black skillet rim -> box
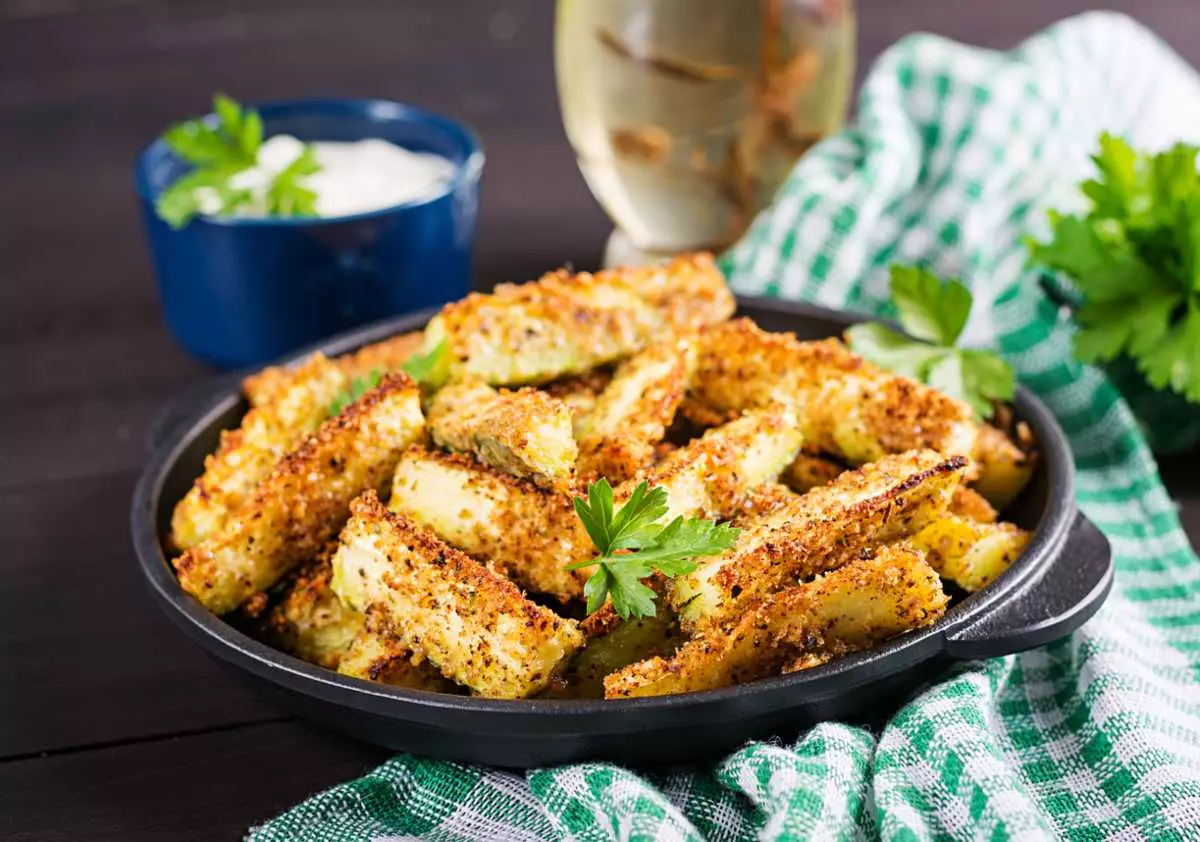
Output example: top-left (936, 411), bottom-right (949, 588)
top-left (130, 296), bottom-right (1077, 734)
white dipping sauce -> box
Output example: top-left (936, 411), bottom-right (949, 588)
top-left (210, 134), bottom-right (457, 219)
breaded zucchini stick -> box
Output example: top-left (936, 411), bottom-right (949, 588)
top-left (266, 554), bottom-right (363, 669)
top-left (390, 448), bottom-right (592, 601)
top-left (390, 409), bottom-right (802, 602)
top-left (949, 486), bottom-right (998, 523)
top-left (171, 353), bottom-right (347, 551)
top-left (331, 492), bottom-right (584, 699)
top-left (337, 616), bottom-right (460, 692)
top-left (671, 449), bottom-right (967, 631)
top-left (576, 335), bottom-right (697, 483)
top-left (418, 252), bottom-right (734, 386)
top-left (174, 373), bottom-right (425, 615)
top-left (783, 450), bottom-right (848, 493)
top-left (692, 319), bottom-right (979, 464)
top-left (337, 331), bottom-right (424, 380)
top-left (781, 451), bottom-right (1000, 524)
top-left (553, 610), bottom-right (684, 699)
top-left (241, 333), bottom-right (423, 408)
top-left (541, 370), bottom-right (613, 435)
top-left (636, 407), bottom-right (804, 521)
top-left (605, 543), bottom-right (948, 698)
top-left (972, 424), bottom-right (1036, 510)
top-left (909, 516), bottom-right (1030, 592)
top-left (427, 382), bottom-right (577, 490)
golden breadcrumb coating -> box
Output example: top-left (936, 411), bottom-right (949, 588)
top-left (266, 552), bottom-right (363, 669)
top-left (949, 486), bottom-right (999, 524)
top-left (633, 408), bottom-right (804, 521)
top-left (692, 319), bottom-right (979, 465)
top-left (173, 373), bottom-right (425, 615)
top-left (972, 423), bottom-right (1036, 509)
top-left (909, 516), bottom-right (1030, 592)
top-left (418, 252), bottom-right (734, 386)
top-left (605, 543), bottom-right (948, 698)
top-left (577, 335), bottom-right (697, 484)
top-left (336, 612), bottom-right (461, 692)
top-left (337, 331), bottom-right (425, 380)
top-left (427, 382), bottom-right (577, 490)
top-left (782, 450), bottom-right (848, 493)
top-left (541, 369), bottom-right (615, 436)
top-left (171, 353), bottom-right (347, 551)
top-left (389, 448), bottom-right (593, 602)
top-left (331, 492), bottom-right (583, 699)
top-left (241, 333), bottom-right (423, 409)
top-left (671, 449), bottom-right (967, 631)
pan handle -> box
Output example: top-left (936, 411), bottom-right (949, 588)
top-left (944, 511), bottom-right (1114, 660)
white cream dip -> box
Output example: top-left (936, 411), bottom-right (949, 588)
top-left (197, 134), bottom-right (457, 219)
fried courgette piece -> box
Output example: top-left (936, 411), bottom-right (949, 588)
top-left (783, 450), bottom-right (847, 493)
top-left (541, 370), bottom-right (614, 435)
top-left (337, 616), bottom-right (460, 692)
top-left (670, 450), bottom-right (967, 631)
top-left (427, 382), bottom-right (577, 490)
top-left (972, 424), bottom-right (1036, 509)
top-left (390, 409), bottom-right (801, 603)
top-left (174, 373), bottom-right (425, 615)
top-left (577, 335), bottom-right (697, 484)
top-left (692, 319), bottom-right (979, 465)
top-left (171, 353), bottom-right (347, 551)
top-left (331, 492), bottom-right (584, 699)
top-left (782, 453), bottom-right (1000, 524)
top-left (605, 544), bottom-right (948, 698)
top-left (418, 252), bottom-right (734, 386)
top-left (909, 516), bottom-right (1030, 592)
top-left (636, 408), bottom-right (804, 521)
top-left (949, 486), bottom-right (998, 523)
top-left (389, 448), bottom-right (592, 602)
top-left (337, 331), bottom-right (424, 380)
top-left (266, 554), bottom-right (363, 669)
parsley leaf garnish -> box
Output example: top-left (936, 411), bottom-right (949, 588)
top-left (1027, 133), bottom-right (1200, 402)
top-left (326, 341), bottom-right (450, 417)
top-left (401, 340), bottom-right (449, 385)
top-left (564, 479), bottom-right (740, 619)
top-left (155, 93), bottom-right (321, 229)
top-left (327, 370), bottom-right (383, 417)
top-left (847, 266), bottom-right (1015, 419)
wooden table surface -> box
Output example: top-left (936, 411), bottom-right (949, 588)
top-left (5, 1), bottom-right (1200, 838)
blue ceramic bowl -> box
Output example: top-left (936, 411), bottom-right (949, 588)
top-left (135, 98), bottom-right (484, 369)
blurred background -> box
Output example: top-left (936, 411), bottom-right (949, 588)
top-left (4, 2), bottom-right (1199, 838)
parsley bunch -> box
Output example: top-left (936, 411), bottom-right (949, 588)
top-left (565, 479), bottom-right (740, 619)
top-left (1028, 133), bottom-right (1200, 402)
top-left (155, 93), bottom-right (320, 229)
top-left (847, 266), bottom-right (1015, 419)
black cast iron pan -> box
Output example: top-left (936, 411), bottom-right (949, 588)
top-left (131, 298), bottom-right (1113, 768)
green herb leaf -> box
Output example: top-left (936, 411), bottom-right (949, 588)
top-left (327, 369), bottom-right (383, 417)
top-left (846, 266), bottom-right (1015, 421)
top-left (565, 479), bottom-right (740, 619)
top-left (889, 265), bottom-right (972, 346)
top-left (154, 93), bottom-right (322, 229)
top-left (401, 339), bottom-right (449, 385)
top-left (843, 323), bottom-right (944, 382)
top-left (1029, 134), bottom-right (1200, 403)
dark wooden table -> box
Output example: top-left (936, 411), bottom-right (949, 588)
top-left (5, 1), bottom-right (1200, 838)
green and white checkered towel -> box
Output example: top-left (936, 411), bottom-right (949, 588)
top-left (250, 13), bottom-right (1200, 841)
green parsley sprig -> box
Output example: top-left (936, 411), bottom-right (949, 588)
top-left (325, 340), bottom-right (449, 417)
top-left (1027, 133), bottom-right (1200, 402)
top-left (564, 479), bottom-right (739, 619)
top-left (155, 93), bottom-right (320, 229)
top-left (846, 266), bottom-right (1015, 419)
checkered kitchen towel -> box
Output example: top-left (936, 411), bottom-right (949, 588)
top-left (251, 13), bottom-right (1200, 841)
